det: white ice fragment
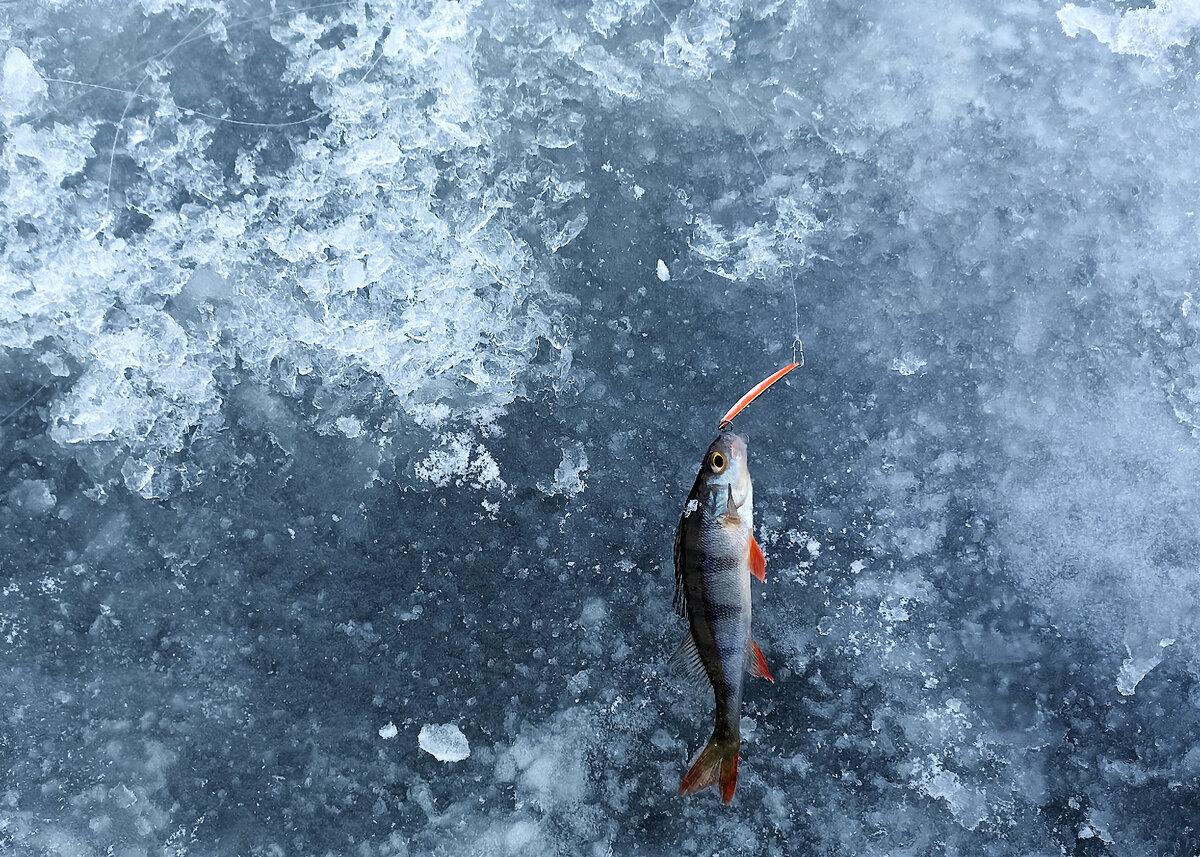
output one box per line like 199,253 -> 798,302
418,723 -> 470,762
544,213 -> 589,252
633,185 -> 645,199
1116,647 -> 1165,696
336,415 -> 363,438
739,716 -> 757,739
120,459 -> 156,498
656,259 -> 670,281
415,433 -> 507,491
7,479 -> 55,515
1,48 -> 47,121
1058,1 -> 1200,59
537,442 -> 588,497
891,353 -> 928,376
39,352 -> 69,377
378,722 -> 398,740
908,757 -> 989,830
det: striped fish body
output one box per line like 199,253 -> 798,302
672,430 -> 772,804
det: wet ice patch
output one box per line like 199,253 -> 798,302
6,479 -> 55,515
418,723 -> 470,762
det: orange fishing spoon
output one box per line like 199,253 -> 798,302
718,363 -> 799,430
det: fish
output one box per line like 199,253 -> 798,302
671,428 -> 774,804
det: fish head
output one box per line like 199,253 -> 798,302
699,429 -> 751,504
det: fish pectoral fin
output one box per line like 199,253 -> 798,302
723,485 -> 742,525
749,536 -> 765,582
668,631 -> 710,689
746,636 -> 774,683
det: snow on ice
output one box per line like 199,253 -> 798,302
2,1 -> 1199,855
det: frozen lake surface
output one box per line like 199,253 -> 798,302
2,0 -> 1199,853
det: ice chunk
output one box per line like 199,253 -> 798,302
537,442 -> 588,497
656,259 -> 670,281
378,722 -> 398,740
1059,1 -> 1200,59
1,48 -> 47,121
335,416 -> 363,439
891,353 -> 928,375
415,433 -> 507,491
1116,640 -> 1173,695
544,212 -> 589,252
418,723 -> 470,762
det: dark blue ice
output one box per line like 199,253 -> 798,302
2,1 -> 1199,853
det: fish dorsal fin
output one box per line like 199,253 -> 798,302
745,636 -> 774,682
669,630 -> 710,688
672,511 -> 689,619
749,536 -> 765,582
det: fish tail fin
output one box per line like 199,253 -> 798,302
678,732 -> 740,804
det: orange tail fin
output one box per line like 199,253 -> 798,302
678,734 -> 741,804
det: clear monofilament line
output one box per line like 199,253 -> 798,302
648,0 -> 806,373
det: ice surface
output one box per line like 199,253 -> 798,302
3,0 -> 1200,855
418,723 -> 470,763
1059,1 -> 1200,58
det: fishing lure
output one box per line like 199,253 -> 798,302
671,363 -> 798,803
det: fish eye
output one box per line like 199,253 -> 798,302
710,452 -> 727,472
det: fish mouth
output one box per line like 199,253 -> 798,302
720,428 -> 749,447
716,429 -> 748,461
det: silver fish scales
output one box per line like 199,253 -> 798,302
671,428 -> 773,804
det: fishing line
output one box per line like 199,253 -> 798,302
36,2 -> 391,223
647,0 -> 805,370
45,39 -> 387,133
26,1 -> 380,220
25,1 -> 358,127
102,12 -> 215,218
0,381 -> 52,429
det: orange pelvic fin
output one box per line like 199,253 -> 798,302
749,536 -> 765,582
678,734 -> 740,804
747,636 -> 774,682
718,362 -> 800,429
